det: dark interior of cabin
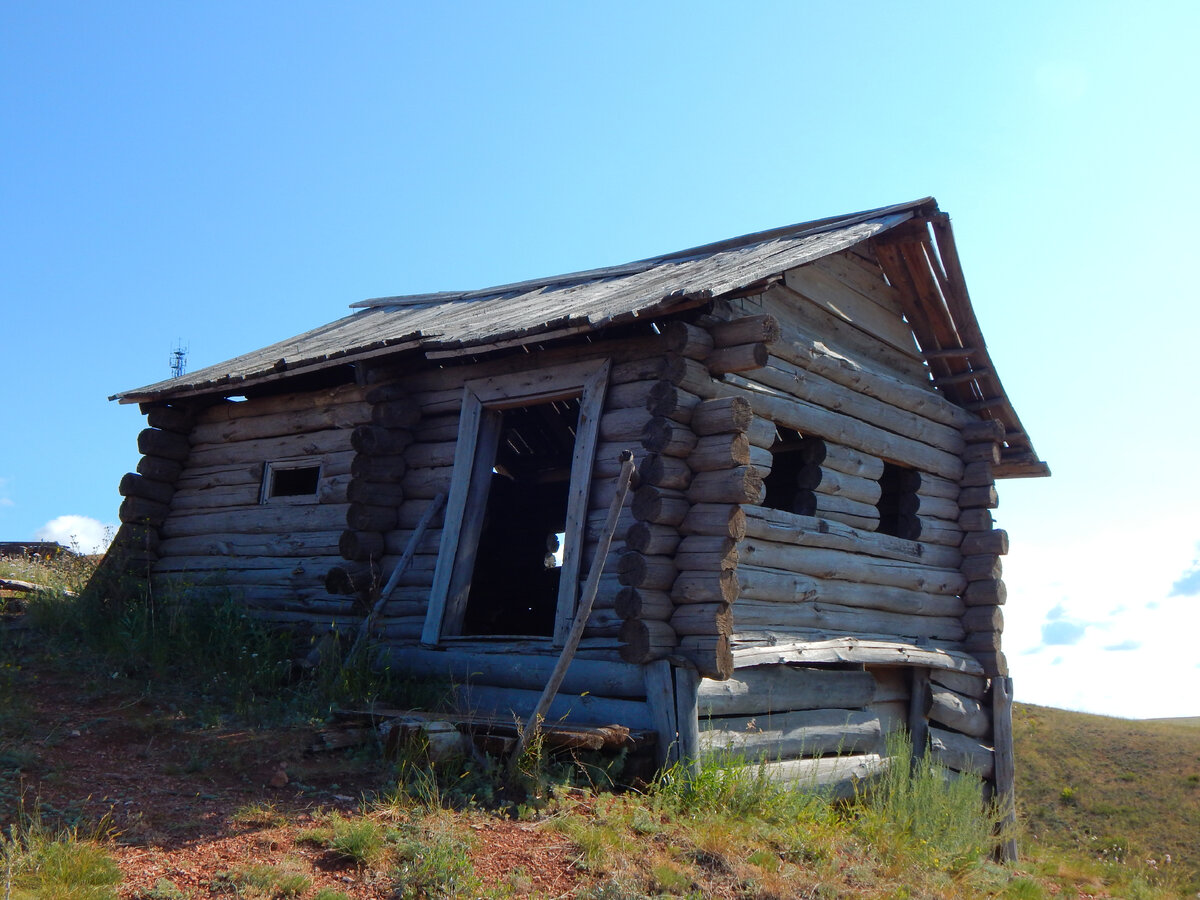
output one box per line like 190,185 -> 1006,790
462,397 -> 581,636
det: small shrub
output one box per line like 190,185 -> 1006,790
300,813 -> 392,867
1058,786 -> 1076,805
212,862 -> 310,897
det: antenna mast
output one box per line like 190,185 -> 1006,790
169,341 -> 189,378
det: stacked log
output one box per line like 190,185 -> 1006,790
693,660 -> 994,792
956,419 -> 1008,676
611,345 -> 701,665
331,381 -> 420,614
91,402 -> 196,597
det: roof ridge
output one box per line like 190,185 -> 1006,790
350,197 -> 935,310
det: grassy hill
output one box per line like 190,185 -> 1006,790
3,554 -> 1199,898
1014,702 -> 1200,895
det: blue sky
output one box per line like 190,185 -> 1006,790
3,2 -> 1197,717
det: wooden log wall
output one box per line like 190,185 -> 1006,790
695,662 -> 997,792
88,403 -> 197,598
149,382 -> 372,634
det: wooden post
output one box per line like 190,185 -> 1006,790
908,668 -> 931,762
509,452 -> 638,771
992,676 -> 1018,862
674,665 -> 702,775
643,659 -> 678,766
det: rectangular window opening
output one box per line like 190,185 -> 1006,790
762,427 -> 824,514
262,462 -> 321,502
877,462 -> 922,539
461,397 -> 581,637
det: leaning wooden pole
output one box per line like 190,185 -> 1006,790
509,451 -> 638,770
347,491 -> 446,662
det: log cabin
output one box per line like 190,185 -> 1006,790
96,198 -> 1046,814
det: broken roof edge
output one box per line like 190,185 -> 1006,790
351,197 -> 935,310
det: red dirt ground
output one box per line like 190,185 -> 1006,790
5,647 -> 581,898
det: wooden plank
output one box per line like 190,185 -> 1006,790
992,675 -> 1018,861
643,660 -> 678,765
783,265 -> 921,358
674,666 -> 702,774
730,639 -> 984,674
422,386 -> 485,645
697,666 -> 875,717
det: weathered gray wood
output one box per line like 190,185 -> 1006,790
619,618 -> 678,663
158,531 -> 340,559
680,503 -> 747,540
662,321 -> 715,358
197,382 -> 365,423
734,564 -> 964,617
632,486 -> 689,525
454,684 -> 654,731
675,666 -> 702,773
189,403 -> 370,444
742,506 -> 961,569
686,467 -> 764,504
729,599 -> 964,642
119,472 -> 175,505
697,666 -> 876,717
671,569 -> 739,604
737,538 -> 965,594
717,375 -> 964,481
730,638 -> 984,674
706,342 -> 769,374
783,264 -> 918,355
668,602 -> 731,636
700,708 -> 883,761
928,726 -> 994,778
120,495 -> 174,526
186,429 -> 350,468
963,579 -> 1007,606
644,659 -> 679,764
930,669 -> 989,700
764,299 -> 972,429
745,753 -> 887,797
624,522 -> 681,555
813,466 -> 882,506
908,668 -> 931,759
690,397 -> 754,436
646,381 -> 700,422
137,428 -> 191,462
137,455 -> 186,482
930,685 -> 991,738
382,647 -> 645,697
615,587 -> 674,621
992,675 -> 1018,861
748,356 -> 965,454
960,530 -> 1009,557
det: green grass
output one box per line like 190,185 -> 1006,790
0,808 -> 122,900
1014,702 -> 1200,897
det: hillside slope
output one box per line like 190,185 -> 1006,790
1014,702 -> 1200,893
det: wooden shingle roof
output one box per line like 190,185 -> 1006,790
113,198 -> 1047,478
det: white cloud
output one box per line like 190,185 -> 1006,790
1001,514 -> 1200,719
35,515 -> 115,554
